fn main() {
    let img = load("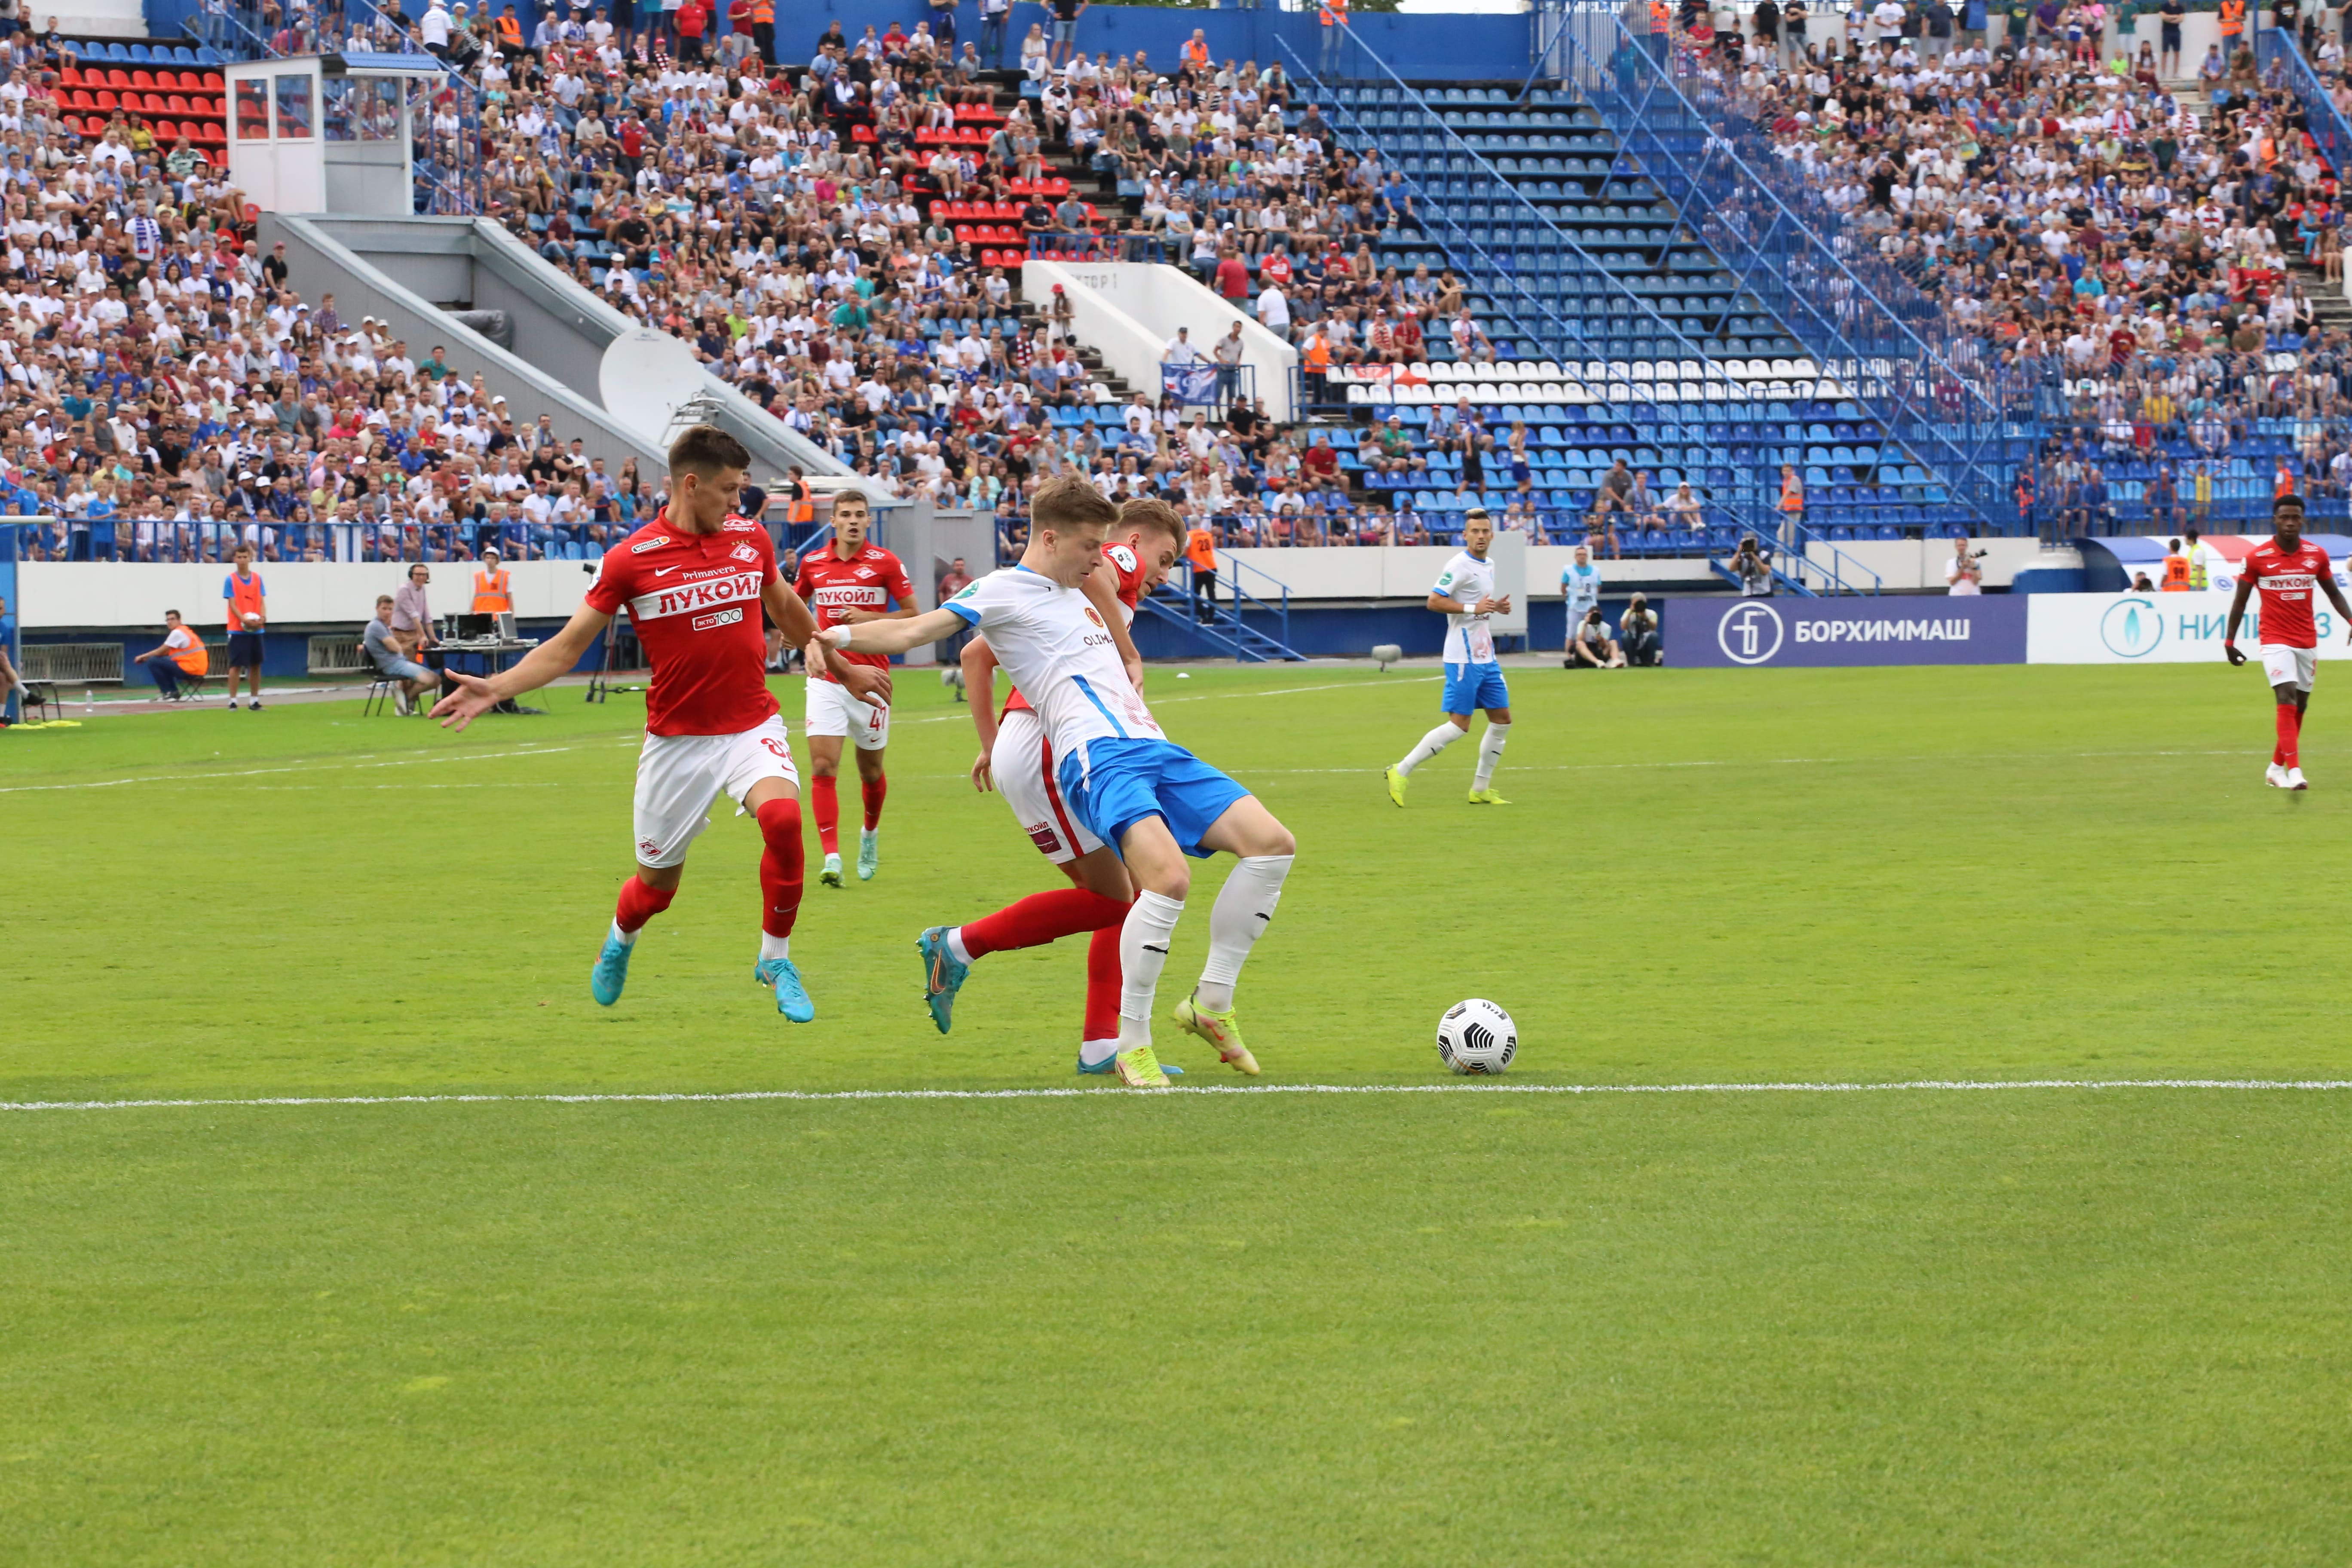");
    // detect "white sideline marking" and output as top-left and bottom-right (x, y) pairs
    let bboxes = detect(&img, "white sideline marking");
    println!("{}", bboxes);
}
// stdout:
(0, 740), (627, 795)
(6, 1079), (2350, 1114)
(896, 676), (1431, 726)
(0, 680), (1415, 792)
